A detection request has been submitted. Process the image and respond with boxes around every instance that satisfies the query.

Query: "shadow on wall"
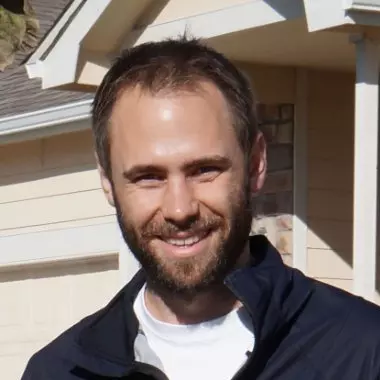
[304,70,354,291]
[0,129,97,187]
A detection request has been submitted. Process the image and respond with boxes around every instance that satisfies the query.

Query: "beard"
[115,177,253,298]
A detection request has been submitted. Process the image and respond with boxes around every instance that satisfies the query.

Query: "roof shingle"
[0,0,93,119]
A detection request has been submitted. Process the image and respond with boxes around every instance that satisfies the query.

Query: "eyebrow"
[122,155,232,180]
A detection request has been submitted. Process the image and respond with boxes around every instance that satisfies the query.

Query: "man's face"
[100,82,265,295]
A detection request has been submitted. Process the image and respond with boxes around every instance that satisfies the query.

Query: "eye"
[134,173,165,185]
[191,166,221,181]
[197,166,219,175]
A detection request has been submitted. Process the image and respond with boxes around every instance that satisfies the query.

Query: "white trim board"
[292,68,309,274]
[352,36,379,302]
[26,0,86,79]
[304,0,380,32]
[27,0,112,89]
[343,0,380,12]
[0,221,120,268]
[0,99,92,135]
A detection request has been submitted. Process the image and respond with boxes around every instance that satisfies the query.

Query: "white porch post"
[351,35,380,302]
[293,69,309,274]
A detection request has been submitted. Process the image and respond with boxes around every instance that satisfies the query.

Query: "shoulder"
[307,277,380,345]
[293,276,380,378]
[285,264,380,345]
[315,279,380,326]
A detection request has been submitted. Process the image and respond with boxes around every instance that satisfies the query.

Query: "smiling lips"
[161,230,210,247]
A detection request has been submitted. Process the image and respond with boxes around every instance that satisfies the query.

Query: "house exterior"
[1,0,380,378]
[0,1,124,378]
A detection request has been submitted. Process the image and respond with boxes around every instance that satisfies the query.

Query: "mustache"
[141,215,224,239]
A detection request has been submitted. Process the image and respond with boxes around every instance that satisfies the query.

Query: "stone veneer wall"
[251,103,294,266]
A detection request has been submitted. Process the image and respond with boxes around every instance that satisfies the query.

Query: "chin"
[153,260,222,294]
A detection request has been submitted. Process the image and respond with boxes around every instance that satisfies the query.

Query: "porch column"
[351,35,380,302]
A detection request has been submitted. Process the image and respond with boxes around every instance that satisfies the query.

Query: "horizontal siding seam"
[0,213,116,234]
[0,187,101,205]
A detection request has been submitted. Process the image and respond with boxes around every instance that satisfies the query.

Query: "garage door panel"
[0,256,119,380]
[0,282,28,327]
[31,275,72,326]
[71,269,119,319]
[0,356,29,380]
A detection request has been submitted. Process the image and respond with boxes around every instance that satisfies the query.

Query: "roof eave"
[25,0,112,89]
[0,99,93,145]
[26,0,87,79]
[304,0,380,32]
[25,0,306,90]
[343,0,380,12]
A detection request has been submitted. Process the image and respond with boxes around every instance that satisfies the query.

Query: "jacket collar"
[68,235,313,377]
[225,236,313,349]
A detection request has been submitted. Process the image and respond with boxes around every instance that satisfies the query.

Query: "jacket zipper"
[230,337,258,380]
[227,280,260,380]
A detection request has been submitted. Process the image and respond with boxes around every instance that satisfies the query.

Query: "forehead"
[109,82,242,167]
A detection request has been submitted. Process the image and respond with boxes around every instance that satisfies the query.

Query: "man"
[22,36,380,380]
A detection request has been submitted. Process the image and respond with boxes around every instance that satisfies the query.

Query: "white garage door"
[0,255,120,380]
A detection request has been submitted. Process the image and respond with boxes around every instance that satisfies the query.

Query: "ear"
[96,154,115,207]
[250,132,267,194]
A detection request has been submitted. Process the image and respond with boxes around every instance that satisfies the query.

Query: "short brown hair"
[92,36,258,177]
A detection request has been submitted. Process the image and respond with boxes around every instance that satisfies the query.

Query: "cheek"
[115,185,163,225]
[194,175,242,216]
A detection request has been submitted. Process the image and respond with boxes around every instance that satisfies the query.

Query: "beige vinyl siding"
[308,189,352,222]
[0,128,114,235]
[307,219,352,259]
[306,69,354,287]
[308,157,353,192]
[0,126,120,380]
[240,63,296,104]
[0,166,99,204]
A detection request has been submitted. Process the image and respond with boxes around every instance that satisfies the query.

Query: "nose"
[161,176,199,225]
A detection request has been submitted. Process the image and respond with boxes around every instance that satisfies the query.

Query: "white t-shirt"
[133,286,255,380]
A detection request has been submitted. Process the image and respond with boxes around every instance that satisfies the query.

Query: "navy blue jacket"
[21,236,380,379]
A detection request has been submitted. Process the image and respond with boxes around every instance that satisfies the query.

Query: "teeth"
[166,235,203,246]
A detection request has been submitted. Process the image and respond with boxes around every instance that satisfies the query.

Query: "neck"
[145,283,240,325]
[144,243,251,325]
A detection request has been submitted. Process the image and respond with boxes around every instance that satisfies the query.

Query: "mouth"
[162,230,210,247]
[156,230,212,258]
